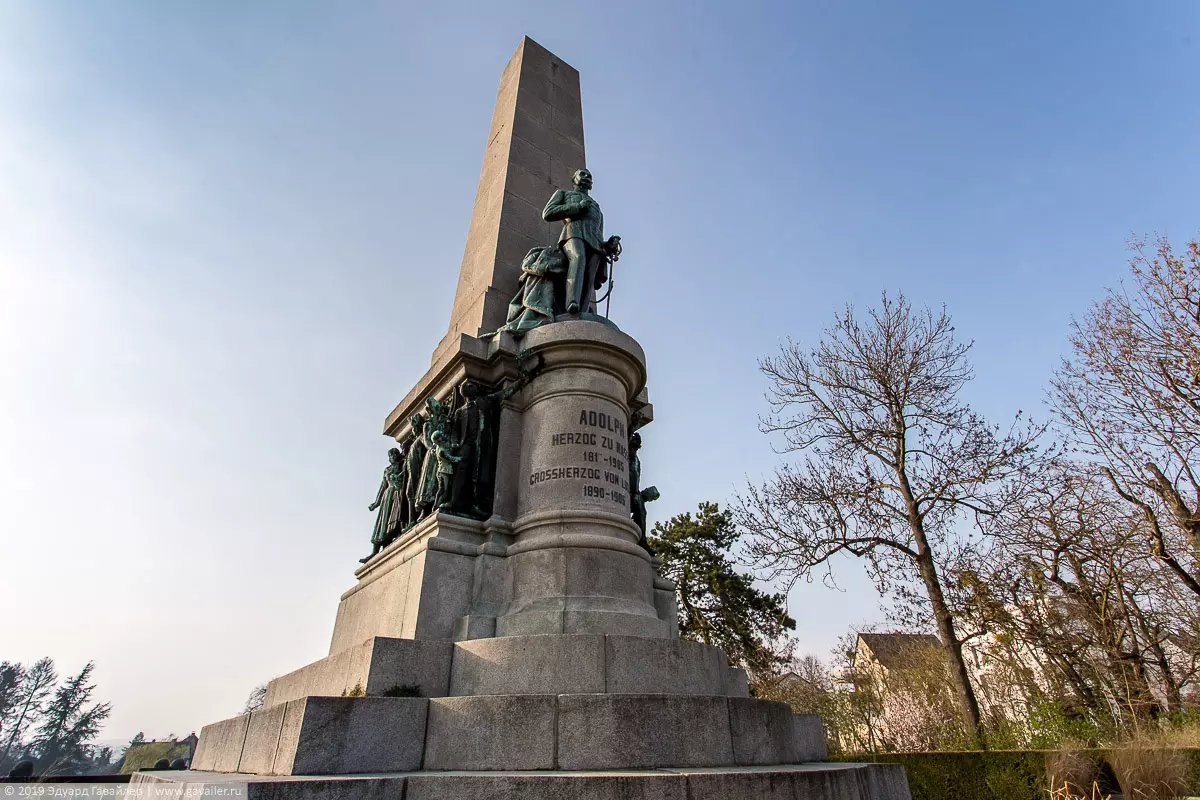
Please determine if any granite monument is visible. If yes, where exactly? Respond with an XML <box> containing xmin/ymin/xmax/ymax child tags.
<box><xmin>143</xmin><ymin>36</ymin><xmax>911</xmax><ymax>800</ymax></box>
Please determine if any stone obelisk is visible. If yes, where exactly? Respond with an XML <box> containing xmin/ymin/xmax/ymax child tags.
<box><xmin>152</xmin><ymin>36</ymin><xmax>912</xmax><ymax>800</ymax></box>
<box><xmin>431</xmin><ymin>36</ymin><xmax>586</xmax><ymax>370</ymax></box>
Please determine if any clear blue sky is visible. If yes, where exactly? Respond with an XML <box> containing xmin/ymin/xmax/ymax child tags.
<box><xmin>2</xmin><ymin>1</ymin><xmax>1197</xmax><ymax>743</ymax></box>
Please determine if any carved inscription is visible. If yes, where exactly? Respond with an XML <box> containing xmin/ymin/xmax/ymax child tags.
<box><xmin>527</xmin><ymin>407</ymin><xmax>629</xmax><ymax>508</ymax></box>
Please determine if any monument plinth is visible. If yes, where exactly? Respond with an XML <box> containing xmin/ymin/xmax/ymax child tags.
<box><xmin>144</xmin><ymin>36</ymin><xmax>911</xmax><ymax>800</ymax></box>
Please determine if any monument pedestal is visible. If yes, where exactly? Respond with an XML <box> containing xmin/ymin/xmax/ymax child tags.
<box><xmin>328</xmin><ymin>320</ymin><xmax>675</xmax><ymax>651</ymax></box>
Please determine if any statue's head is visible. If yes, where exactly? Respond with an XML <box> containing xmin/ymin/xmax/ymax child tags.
<box><xmin>643</xmin><ymin>486</ymin><xmax>660</xmax><ymax>503</ymax></box>
<box><xmin>573</xmin><ymin>168</ymin><xmax>592</xmax><ymax>191</ymax></box>
<box><xmin>460</xmin><ymin>380</ymin><xmax>484</xmax><ymax>400</ymax></box>
<box><xmin>410</xmin><ymin>413</ymin><xmax>425</xmax><ymax>433</ymax></box>
<box><xmin>426</xmin><ymin>397</ymin><xmax>441</xmax><ymax>414</ymax></box>
<box><xmin>387</xmin><ymin>447</ymin><xmax>402</xmax><ymax>463</ymax></box>
<box><xmin>630</xmin><ymin>431</ymin><xmax>642</xmax><ymax>451</ymax></box>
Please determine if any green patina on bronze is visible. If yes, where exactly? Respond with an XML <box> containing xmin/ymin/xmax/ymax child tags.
<box><xmin>488</xmin><ymin>168</ymin><xmax>623</xmax><ymax>338</ymax></box>
<box><xmin>361</xmin><ymin>356</ymin><xmax>545</xmax><ymax>562</ymax></box>
<box><xmin>629</xmin><ymin>430</ymin><xmax>659</xmax><ymax>553</ymax></box>
<box><xmin>362</xmin><ymin>447</ymin><xmax>406</xmax><ymax>563</ymax></box>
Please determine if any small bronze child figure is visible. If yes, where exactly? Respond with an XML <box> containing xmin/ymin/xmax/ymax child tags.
<box><xmin>429</xmin><ymin>430</ymin><xmax>462</xmax><ymax>510</ymax></box>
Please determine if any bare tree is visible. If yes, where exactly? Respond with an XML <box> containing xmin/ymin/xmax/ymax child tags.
<box><xmin>243</xmin><ymin>683</ymin><xmax>268</xmax><ymax>715</ymax></box>
<box><xmin>966</xmin><ymin>461</ymin><xmax>1200</xmax><ymax>735</ymax></box>
<box><xmin>738</xmin><ymin>292</ymin><xmax>1043</xmax><ymax>745</ymax></box>
<box><xmin>1051</xmin><ymin>236</ymin><xmax>1200</xmax><ymax>598</ymax></box>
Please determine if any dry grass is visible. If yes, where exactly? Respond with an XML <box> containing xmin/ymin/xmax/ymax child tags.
<box><xmin>1045</xmin><ymin>778</ymin><xmax>1111</xmax><ymax>800</ymax></box>
<box><xmin>1108</xmin><ymin>744</ymin><xmax>1187</xmax><ymax>800</ymax></box>
<box><xmin>1046</xmin><ymin>748</ymin><xmax>1102</xmax><ymax>799</ymax></box>
<box><xmin>1154</xmin><ymin>726</ymin><xmax>1200</xmax><ymax>750</ymax></box>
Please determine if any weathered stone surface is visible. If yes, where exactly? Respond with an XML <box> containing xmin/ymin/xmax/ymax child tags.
<box><xmin>265</xmin><ymin>637</ymin><xmax>452</xmax><ymax>709</ymax></box>
<box><xmin>450</xmin><ymin>634</ymin><xmax>605</xmax><ymax>695</ymax></box>
<box><xmin>424</xmin><ymin>695</ymin><xmax>556</xmax><ymax>770</ymax></box>
<box><xmin>131</xmin><ymin>772</ymin><xmax>407</xmax><ymax>800</ymax></box>
<box><xmin>556</xmin><ymin>695</ymin><xmax>733</xmax><ymax>770</ymax></box>
<box><xmin>274</xmin><ymin>697</ymin><xmax>427</xmax><ymax>775</ymax></box>
<box><xmin>137</xmin><ymin>764</ymin><xmax>908</xmax><ymax>800</ymax></box>
<box><xmin>239</xmin><ymin>704</ymin><xmax>288</xmax><ymax>774</ymax></box>
<box><xmin>863</xmin><ymin>762</ymin><xmax>914</xmax><ymax>800</ymax></box>
<box><xmin>192</xmin><ymin>714</ymin><xmax>249</xmax><ymax>773</ymax></box>
<box><xmin>680</xmin><ymin>764</ymin><xmax>869</xmax><ymax>800</ymax></box>
<box><xmin>795</xmin><ymin>713</ymin><xmax>830</xmax><ymax>761</ymax></box>
<box><xmin>326</xmin><ymin>514</ymin><xmax>485</xmax><ymax>656</ymax></box>
<box><xmin>406</xmin><ymin>773</ymin><xmax>687</xmax><ymax>800</ymax></box>
<box><xmin>729</xmin><ymin>697</ymin><xmax>798</xmax><ymax>766</ymax></box>
<box><xmin>679</xmin><ymin>770</ymin><xmax>804</xmax><ymax>800</ymax></box>
<box><xmin>365</xmin><ymin>637</ymin><xmax>453</xmax><ymax>697</ymax></box>
<box><xmin>562</xmin><ymin>608</ymin><xmax>670</xmax><ymax>638</ymax></box>
<box><xmin>494</xmin><ymin>608</ymin><xmax>566</xmax><ymax>637</ymax></box>
<box><xmin>728</xmin><ymin>667</ymin><xmax>750</xmax><ymax>698</ymax></box>
<box><xmin>605</xmin><ymin>636</ymin><xmax>728</xmax><ymax>695</ymax></box>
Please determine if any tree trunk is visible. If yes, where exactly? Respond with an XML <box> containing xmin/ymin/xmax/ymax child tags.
<box><xmin>908</xmin><ymin>515</ymin><xmax>986</xmax><ymax>745</ymax></box>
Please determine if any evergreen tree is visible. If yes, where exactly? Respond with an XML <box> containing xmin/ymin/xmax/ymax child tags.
<box><xmin>0</xmin><ymin>658</ymin><xmax>57</xmax><ymax>771</ymax></box>
<box><xmin>649</xmin><ymin>502</ymin><xmax>796</xmax><ymax>680</ymax></box>
<box><xmin>0</xmin><ymin>662</ymin><xmax>27</xmax><ymax>746</ymax></box>
<box><xmin>29</xmin><ymin>662</ymin><xmax>111</xmax><ymax>776</ymax></box>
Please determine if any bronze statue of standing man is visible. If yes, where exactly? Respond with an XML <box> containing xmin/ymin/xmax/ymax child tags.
<box><xmin>543</xmin><ymin>168</ymin><xmax>606</xmax><ymax>315</ymax></box>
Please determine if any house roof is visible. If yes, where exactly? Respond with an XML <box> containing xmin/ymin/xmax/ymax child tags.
<box><xmin>857</xmin><ymin>633</ymin><xmax>941</xmax><ymax>669</ymax></box>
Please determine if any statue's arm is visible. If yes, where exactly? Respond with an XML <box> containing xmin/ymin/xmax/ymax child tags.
<box><xmin>542</xmin><ymin>190</ymin><xmax>575</xmax><ymax>222</ymax></box>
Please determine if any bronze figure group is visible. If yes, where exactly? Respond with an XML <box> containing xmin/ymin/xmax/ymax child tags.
<box><xmin>362</xmin><ymin>363</ymin><xmax>541</xmax><ymax>563</ymax></box>
<box><xmin>490</xmin><ymin>168</ymin><xmax>622</xmax><ymax>338</ymax></box>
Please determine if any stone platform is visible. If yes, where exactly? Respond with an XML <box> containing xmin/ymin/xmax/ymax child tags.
<box><xmin>134</xmin><ymin>762</ymin><xmax>910</xmax><ymax>800</ymax></box>
<box><xmin>180</xmin><ymin>631</ymin><xmax>917</xmax><ymax>799</ymax></box>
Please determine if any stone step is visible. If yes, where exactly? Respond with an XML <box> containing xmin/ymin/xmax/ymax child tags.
<box><xmin>133</xmin><ymin>762</ymin><xmax>912</xmax><ymax>800</ymax></box>
<box><xmin>449</xmin><ymin>634</ymin><xmax>748</xmax><ymax>697</ymax></box>
<box><xmin>195</xmin><ymin>693</ymin><xmax>825</xmax><ymax>776</ymax></box>
<box><xmin>264</xmin><ymin>634</ymin><xmax>749</xmax><ymax>709</ymax></box>
<box><xmin>263</xmin><ymin>637</ymin><xmax>453</xmax><ymax>708</ymax></box>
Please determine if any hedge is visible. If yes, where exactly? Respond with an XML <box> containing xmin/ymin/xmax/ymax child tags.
<box><xmin>833</xmin><ymin>748</ymin><xmax>1200</xmax><ymax>800</ymax></box>
<box><xmin>118</xmin><ymin>742</ymin><xmax>192</xmax><ymax>774</ymax></box>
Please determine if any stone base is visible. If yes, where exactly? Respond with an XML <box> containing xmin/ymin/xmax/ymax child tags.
<box><xmin>135</xmin><ymin>763</ymin><xmax>911</xmax><ymax>800</ymax></box>
<box><xmin>198</xmin><ymin>693</ymin><xmax>811</xmax><ymax>774</ymax></box>
<box><xmin>264</xmin><ymin>634</ymin><xmax>749</xmax><ymax>710</ymax></box>
<box><xmin>326</xmin><ymin>508</ymin><xmax>677</xmax><ymax>654</ymax></box>
<box><xmin>195</xmin><ymin>629</ymin><xmax>907</xmax><ymax>795</ymax></box>
<box><xmin>328</xmin><ymin>514</ymin><xmax>488</xmax><ymax>654</ymax></box>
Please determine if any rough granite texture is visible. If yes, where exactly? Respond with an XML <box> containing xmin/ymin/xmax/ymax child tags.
<box><xmin>795</xmin><ymin>712</ymin><xmax>831</xmax><ymax>762</ymax></box>
<box><xmin>423</xmin><ymin>695</ymin><xmax>557</xmax><ymax>770</ymax></box>
<box><xmin>556</xmin><ymin>694</ymin><xmax>734</xmax><ymax>770</ymax></box>
<box><xmin>191</xmin><ymin>714</ymin><xmax>249</xmax><ymax>773</ymax></box>
<box><xmin>279</xmin><ymin>697</ymin><xmax>428</xmax><ymax>775</ymax></box>
<box><xmin>136</xmin><ymin>762</ymin><xmax>911</xmax><ymax>800</ymax></box>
